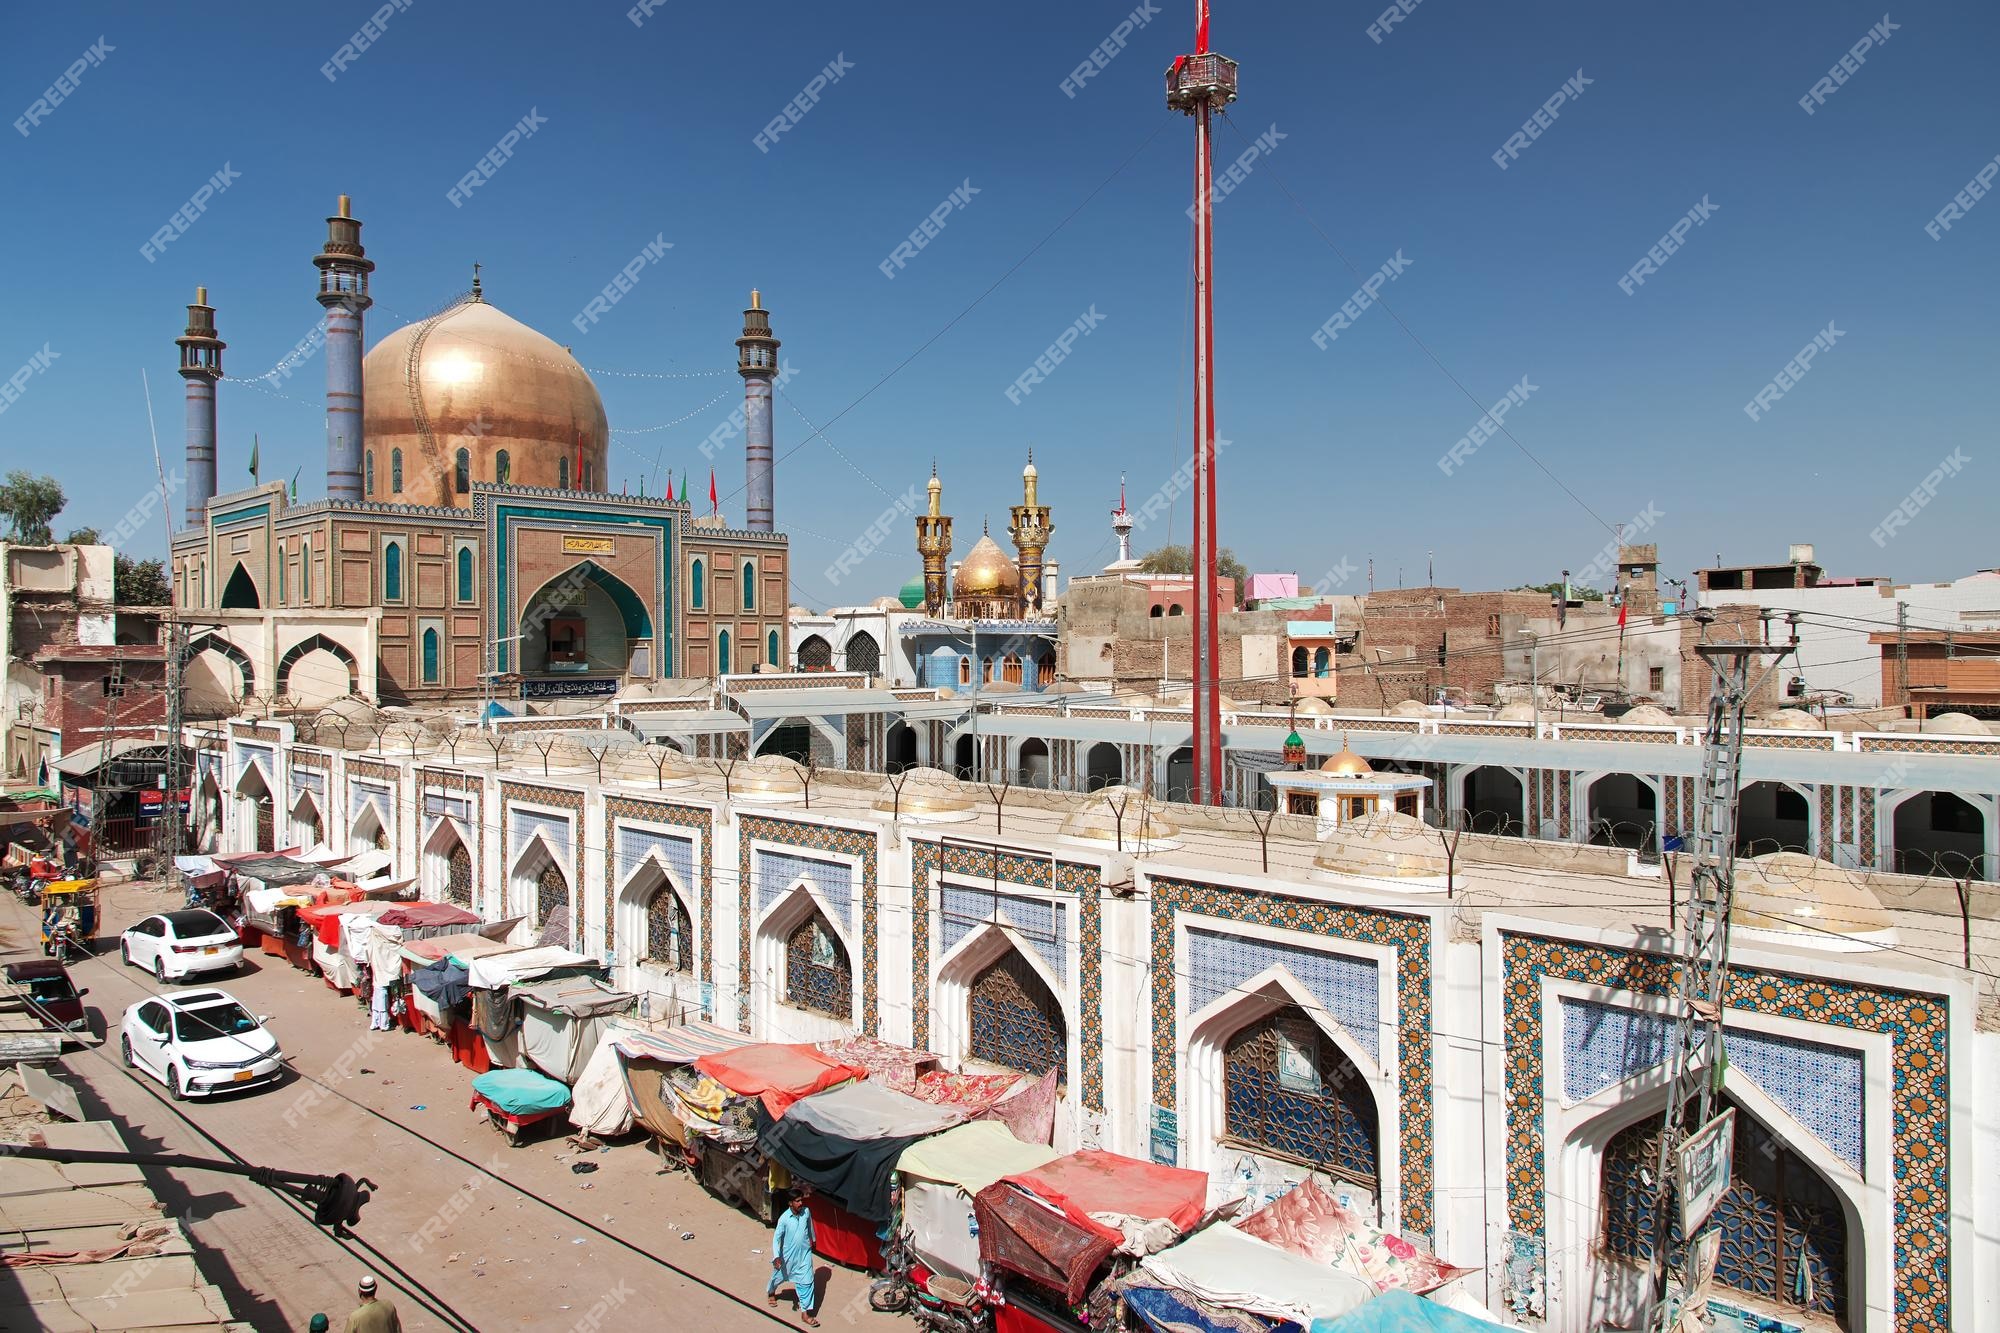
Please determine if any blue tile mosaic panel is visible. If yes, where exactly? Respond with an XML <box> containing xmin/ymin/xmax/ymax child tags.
<box><xmin>1558</xmin><ymin>997</ymin><xmax>1864</xmax><ymax>1172</ymax></box>
<box><xmin>755</xmin><ymin>848</ymin><xmax>858</xmax><ymax>935</ymax></box>
<box><xmin>940</xmin><ymin>884</ymin><xmax>1066</xmax><ymax>974</ymax></box>
<box><xmin>616</xmin><ymin>825</ymin><xmax>696</xmax><ymax>901</ymax></box>
<box><xmin>1187</xmin><ymin>927</ymin><xmax>1380</xmax><ymax>1063</ymax></box>
<box><xmin>348</xmin><ymin>780</ymin><xmax>391</xmax><ymax>829</ymax></box>
<box><xmin>508</xmin><ymin>810</ymin><xmax>572</xmax><ymax>866</ymax></box>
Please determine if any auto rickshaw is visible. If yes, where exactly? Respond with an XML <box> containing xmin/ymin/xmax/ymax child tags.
<box><xmin>39</xmin><ymin>879</ymin><xmax>99</xmax><ymax>962</ymax></box>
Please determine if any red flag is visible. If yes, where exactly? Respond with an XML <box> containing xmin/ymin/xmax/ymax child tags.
<box><xmin>1617</xmin><ymin>600</ymin><xmax>1629</xmax><ymax>628</ymax></box>
<box><xmin>664</xmin><ymin>473</ymin><xmax>674</xmax><ymax>503</ymax></box>
<box><xmin>708</xmin><ymin>467</ymin><xmax>718</xmax><ymax>517</ymax></box>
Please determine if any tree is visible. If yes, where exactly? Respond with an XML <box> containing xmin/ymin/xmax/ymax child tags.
<box><xmin>1139</xmin><ymin>544</ymin><xmax>1249</xmax><ymax>587</ymax></box>
<box><xmin>0</xmin><ymin>471</ymin><xmax>66</xmax><ymax>545</ymax></box>
<box><xmin>1520</xmin><ymin>581</ymin><xmax>1604</xmax><ymax>602</ymax></box>
<box><xmin>115</xmin><ymin>556</ymin><xmax>173</xmax><ymax>606</ymax></box>
<box><xmin>65</xmin><ymin>526</ymin><xmax>102</xmax><ymax>544</ymax></box>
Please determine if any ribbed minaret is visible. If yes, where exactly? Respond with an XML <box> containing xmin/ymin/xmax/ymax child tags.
<box><xmin>313</xmin><ymin>194</ymin><xmax>374</xmax><ymax>502</ymax></box>
<box><xmin>1008</xmin><ymin>450</ymin><xmax>1054</xmax><ymax>613</ymax></box>
<box><xmin>737</xmin><ymin>289</ymin><xmax>779</xmax><ymax>532</ymax></box>
<box><xmin>915</xmin><ymin>464</ymin><xmax>954</xmax><ymax>616</ymax></box>
<box><xmin>176</xmin><ymin>287</ymin><xmax>225</xmax><ymax>526</ymax></box>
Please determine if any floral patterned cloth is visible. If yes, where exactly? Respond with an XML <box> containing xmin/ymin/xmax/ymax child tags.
<box><xmin>1233</xmin><ymin>1176</ymin><xmax>1471</xmax><ymax>1294</ymax></box>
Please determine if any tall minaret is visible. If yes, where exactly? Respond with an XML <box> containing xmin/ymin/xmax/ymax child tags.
<box><xmin>1108</xmin><ymin>473</ymin><xmax>1136</xmax><ymax>569</ymax></box>
<box><xmin>737</xmin><ymin>289</ymin><xmax>780</xmax><ymax>532</ymax></box>
<box><xmin>915</xmin><ymin>464</ymin><xmax>954</xmax><ymax>616</ymax></box>
<box><xmin>1008</xmin><ymin>450</ymin><xmax>1054</xmax><ymax>613</ymax></box>
<box><xmin>313</xmin><ymin>194</ymin><xmax>374</xmax><ymax>502</ymax></box>
<box><xmin>176</xmin><ymin>287</ymin><xmax>225</xmax><ymax>526</ymax></box>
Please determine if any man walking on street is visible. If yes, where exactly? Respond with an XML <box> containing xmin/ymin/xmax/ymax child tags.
<box><xmin>344</xmin><ymin>1274</ymin><xmax>400</xmax><ymax>1333</ymax></box>
<box><xmin>767</xmin><ymin>1188</ymin><xmax>820</xmax><ymax>1326</ymax></box>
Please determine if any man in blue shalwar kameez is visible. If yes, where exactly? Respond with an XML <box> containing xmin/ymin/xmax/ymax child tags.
<box><xmin>767</xmin><ymin>1188</ymin><xmax>819</xmax><ymax>1326</ymax></box>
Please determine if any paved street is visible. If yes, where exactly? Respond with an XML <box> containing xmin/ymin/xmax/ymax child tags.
<box><xmin>2</xmin><ymin>880</ymin><xmax>902</xmax><ymax>1332</ymax></box>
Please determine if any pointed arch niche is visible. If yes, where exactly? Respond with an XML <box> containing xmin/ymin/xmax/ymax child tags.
<box><xmin>934</xmin><ymin>918</ymin><xmax>1074</xmax><ymax>1089</ymax></box>
<box><xmin>1181</xmin><ymin>963</ymin><xmax>1391</xmax><ymax>1219</ymax></box>
<box><xmin>422</xmin><ymin>816</ymin><xmax>476</xmax><ymax>909</ymax></box>
<box><xmin>752</xmin><ymin>874</ymin><xmax>858</xmax><ymax>1043</ymax></box>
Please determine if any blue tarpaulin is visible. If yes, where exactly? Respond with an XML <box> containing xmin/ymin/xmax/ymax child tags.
<box><xmin>1307</xmin><ymin>1290</ymin><xmax>1505</xmax><ymax>1333</ymax></box>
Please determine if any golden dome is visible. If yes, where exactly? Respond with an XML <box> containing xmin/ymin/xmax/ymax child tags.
<box><xmin>955</xmin><ymin>533</ymin><xmax>1021</xmax><ymax>600</ymax></box>
<box><xmin>1320</xmin><ymin>738</ymin><xmax>1372</xmax><ymax>776</ymax></box>
<box><xmin>361</xmin><ymin>297</ymin><xmax>610</xmax><ymax>508</ymax></box>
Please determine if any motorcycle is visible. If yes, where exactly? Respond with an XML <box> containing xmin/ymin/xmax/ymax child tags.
<box><xmin>868</xmin><ymin>1227</ymin><xmax>989</xmax><ymax>1333</ymax></box>
<box><xmin>46</xmin><ymin>923</ymin><xmax>85</xmax><ymax>964</ymax></box>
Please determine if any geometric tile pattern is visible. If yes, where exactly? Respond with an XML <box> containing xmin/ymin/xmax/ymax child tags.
<box><xmin>500</xmin><ymin>782</ymin><xmax>584</xmax><ymax>937</ymax></box>
<box><xmin>237</xmin><ymin>743</ymin><xmax>273</xmax><ymax>785</ymax></box>
<box><xmin>1504</xmin><ymin>932</ymin><xmax>1950</xmax><ymax>1333</ymax></box>
<box><xmin>1149</xmin><ymin>877</ymin><xmax>1435</xmax><ymax>1238</ymax></box>
<box><xmin>616</xmin><ymin>825</ymin><xmax>697</xmax><ymax>930</ymax></box>
<box><xmin>1557</xmin><ymin>998</ymin><xmax>1865</xmax><ymax>1172</ymax></box>
<box><xmin>604</xmin><ymin>797</ymin><xmax>713</xmax><ymax>979</ymax></box>
<box><xmin>737</xmin><ymin>816</ymin><xmax>879</xmax><ymax>1036</ymax></box>
<box><xmin>1187</xmin><ymin>927</ymin><xmax>1380</xmax><ymax>1063</ymax></box>
<box><xmin>756</xmin><ymin>848</ymin><xmax>859</xmax><ymax>938</ymax></box>
<box><xmin>910</xmin><ymin>839</ymin><xmax>1103</xmax><ymax>1109</ymax></box>
<box><xmin>941</xmin><ymin>885</ymin><xmax>1066</xmax><ymax>976</ymax></box>
<box><xmin>291</xmin><ymin>769</ymin><xmax>325</xmax><ymax>797</ymax></box>
<box><xmin>1818</xmin><ymin>784</ymin><xmax>1837</xmax><ymax>860</ymax></box>
<box><xmin>1725</xmin><ymin>1025</ymin><xmax>1865</xmax><ymax>1174</ymax></box>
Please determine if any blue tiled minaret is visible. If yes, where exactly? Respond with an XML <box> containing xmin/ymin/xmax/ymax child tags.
<box><xmin>176</xmin><ymin>287</ymin><xmax>224</xmax><ymax>525</ymax></box>
<box><xmin>313</xmin><ymin>194</ymin><xmax>374</xmax><ymax>502</ymax></box>
<box><xmin>737</xmin><ymin>290</ymin><xmax>779</xmax><ymax>532</ymax></box>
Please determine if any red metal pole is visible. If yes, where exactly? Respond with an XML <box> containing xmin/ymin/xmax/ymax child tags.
<box><xmin>1191</xmin><ymin>101</ymin><xmax>1223</xmax><ymax>804</ymax></box>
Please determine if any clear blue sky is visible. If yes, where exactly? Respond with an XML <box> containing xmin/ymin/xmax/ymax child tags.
<box><xmin>4</xmin><ymin>2</ymin><xmax>1995</xmax><ymax>607</ymax></box>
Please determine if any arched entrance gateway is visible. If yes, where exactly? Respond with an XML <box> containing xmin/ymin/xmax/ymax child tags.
<box><xmin>423</xmin><ymin>820</ymin><xmax>474</xmax><ymax>908</ymax></box>
<box><xmin>515</xmin><ymin>561</ymin><xmax>655</xmax><ymax>682</ymax></box>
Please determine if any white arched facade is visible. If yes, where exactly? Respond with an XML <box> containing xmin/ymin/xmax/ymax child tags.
<box><xmin>751</xmin><ymin>871</ymin><xmax>859</xmax><ymax>1044</ymax></box>
<box><xmin>616</xmin><ymin>850</ymin><xmax>703</xmax><ymax>1022</ymax></box>
<box><xmin>934</xmin><ymin>917</ymin><xmax>1079</xmax><ymax>1151</ymax></box>
<box><xmin>421</xmin><ymin>815</ymin><xmax>476</xmax><ymax>906</ymax></box>
<box><xmin>1179</xmin><ymin>965</ymin><xmax>1392</xmax><ymax>1219</ymax></box>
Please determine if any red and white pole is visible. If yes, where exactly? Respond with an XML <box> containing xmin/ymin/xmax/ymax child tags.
<box><xmin>1189</xmin><ymin>0</ymin><xmax>1224</xmax><ymax>804</ymax></box>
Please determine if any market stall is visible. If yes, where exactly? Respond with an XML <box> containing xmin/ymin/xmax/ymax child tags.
<box><xmin>1118</xmin><ymin>1222</ymin><xmax>1377</xmax><ymax>1331</ymax></box>
<box><xmin>511</xmin><ymin>976</ymin><xmax>637</xmax><ymax>1084</ymax></box>
<box><xmin>974</xmin><ymin>1150</ymin><xmax>1209</xmax><ymax>1333</ymax></box>
<box><xmin>469</xmin><ymin>1067</ymin><xmax>572</xmax><ymax>1146</ymax></box>
<box><xmin>894</xmin><ymin>1120</ymin><xmax>1061</xmax><ymax>1283</ymax></box>
<box><xmin>404</xmin><ymin>934</ymin><xmax>522</xmax><ymax>1071</ymax></box>
<box><xmin>463</xmin><ymin>946</ymin><xmax>606</xmax><ymax>1070</ymax></box>
<box><xmin>755</xmin><ymin>1079</ymin><xmax>968</xmax><ymax>1271</ymax></box>
<box><xmin>567</xmin><ymin>1018</ymin><xmax>751</xmax><ymax>1142</ymax></box>
<box><xmin>679</xmin><ymin>1043</ymin><xmax>866</xmax><ymax>1223</ymax></box>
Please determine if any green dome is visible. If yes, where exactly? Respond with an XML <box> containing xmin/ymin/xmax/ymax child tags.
<box><xmin>898</xmin><ymin>575</ymin><xmax>927</xmax><ymax>609</ymax></box>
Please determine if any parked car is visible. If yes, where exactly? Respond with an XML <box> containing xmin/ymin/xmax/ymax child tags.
<box><xmin>119</xmin><ymin>989</ymin><xmax>283</xmax><ymax>1100</ymax></box>
<box><xmin>120</xmin><ymin>909</ymin><xmax>244</xmax><ymax>982</ymax></box>
<box><xmin>3</xmin><ymin>959</ymin><xmax>90</xmax><ymax>1032</ymax></box>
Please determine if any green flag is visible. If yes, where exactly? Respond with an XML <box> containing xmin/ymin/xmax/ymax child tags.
<box><xmin>248</xmin><ymin>435</ymin><xmax>259</xmax><ymax>481</ymax></box>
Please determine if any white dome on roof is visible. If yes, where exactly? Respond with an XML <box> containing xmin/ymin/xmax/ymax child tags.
<box><xmin>1058</xmin><ymin>785</ymin><xmax>1180</xmax><ymax>849</ymax></box>
<box><xmin>1757</xmin><ymin>709</ymin><xmax>1825</xmax><ymax>731</ymax></box>
<box><xmin>1619</xmin><ymin>704</ymin><xmax>1676</xmax><ymax>726</ymax></box>
<box><xmin>1390</xmin><ymin>700</ymin><xmax>1430</xmax><ymax>717</ymax></box>
<box><xmin>1314</xmin><ymin>810</ymin><xmax>1448</xmax><ymax>886</ymax></box>
<box><xmin>1294</xmin><ymin>698</ymin><xmax>1333</xmax><ymax>716</ymax></box>
<box><xmin>872</xmin><ymin>767</ymin><xmax>976</xmax><ymax>821</ymax></box>
<box><xmin>1923</xmin><ymin>712</ymin><xmax>1991</xmax><ymax>735</ymax></box>
<box><xmin>1731</xmin><ymin>852</ymin><xmax>1897</xmax><ymax>951</ymax></box>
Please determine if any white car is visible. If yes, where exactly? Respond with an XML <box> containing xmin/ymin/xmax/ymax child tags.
<box><xmin>119</xmin><ymin>989</ymin><xmax>284</xmax><ymax>1100</ymax></box>
<box><xmin>120</xmin><ymin>909</ymin><xmax>244</xmax><ymax>981</ymax></box>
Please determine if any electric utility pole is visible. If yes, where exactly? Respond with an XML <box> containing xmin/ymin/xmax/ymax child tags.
<box><xmin>1645</xmin><ymin>609</ymin><xmax>1797</xmax><ymax>1331</ymax></box>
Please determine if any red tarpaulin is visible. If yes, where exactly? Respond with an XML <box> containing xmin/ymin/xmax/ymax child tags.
<box><xmin>808</xmin><ymin>1193</ymin><xmax>886</xmax><ymax>1272</ymax></box>
<box><xmin>1008</xmin><ymin>1150</ymin><xmax>1208</xmax><ymax>1240</ymax></box>
<box><xmin>377</xmin><ymin>902</ymin><xmax>482</xmax><ymax>929</ymax></box>
<box><xmin>693</xmin><ymin>1043</ymin><xmax>864</xmax><ymax>1119</ymax></box>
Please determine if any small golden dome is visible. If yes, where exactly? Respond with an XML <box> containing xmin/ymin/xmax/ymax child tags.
<box><xmin>1320</xmin><ymin>738</ymin><xmax>1372</xmax><ymax>777</ymax></box>
<box><xmin>955</xmin><ymin>533</ymin><xmax>1021</xmax><ymax>600</ymax></box>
